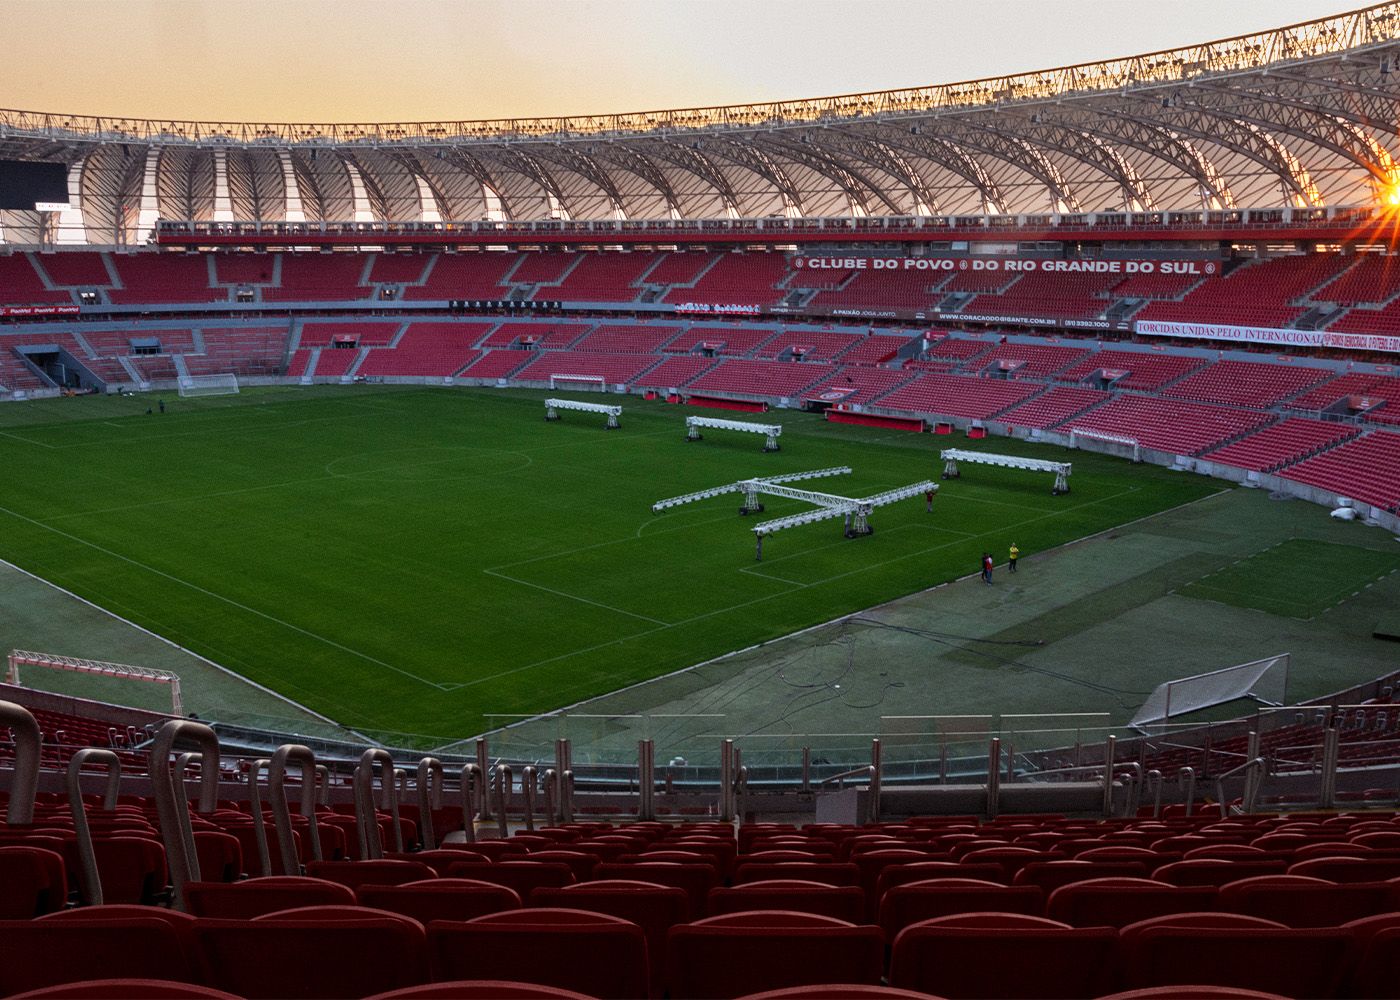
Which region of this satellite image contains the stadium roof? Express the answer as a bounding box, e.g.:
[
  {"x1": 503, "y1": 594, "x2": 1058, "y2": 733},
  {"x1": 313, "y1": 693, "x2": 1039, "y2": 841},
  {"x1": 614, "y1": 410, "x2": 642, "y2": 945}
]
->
[{"x1": 2, "y1": 3, "x2": 1399, "y2": 239}]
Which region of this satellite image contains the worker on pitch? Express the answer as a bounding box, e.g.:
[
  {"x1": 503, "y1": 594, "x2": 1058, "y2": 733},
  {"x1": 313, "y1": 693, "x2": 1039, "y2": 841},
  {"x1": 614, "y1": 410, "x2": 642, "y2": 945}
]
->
[{"x1": 1009, "y1": 542, "x2": 1020, "y2": 574}]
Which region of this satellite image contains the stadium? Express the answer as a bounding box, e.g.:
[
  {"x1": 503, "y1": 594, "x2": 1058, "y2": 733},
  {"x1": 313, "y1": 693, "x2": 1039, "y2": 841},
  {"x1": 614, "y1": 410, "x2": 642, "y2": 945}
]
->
[{"x1": 1, "y1": 2, "x2": 1400, "y2": 996}]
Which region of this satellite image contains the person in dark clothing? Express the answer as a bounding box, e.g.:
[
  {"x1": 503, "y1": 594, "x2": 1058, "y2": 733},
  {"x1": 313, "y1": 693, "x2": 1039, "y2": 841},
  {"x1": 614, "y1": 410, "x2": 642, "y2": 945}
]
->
[
  {"x1": 158, "y1": 399, "x2": 166, "y2": 414},
  {"x1": 925, "y1": 489, "x2": 935, "y2": 513}
]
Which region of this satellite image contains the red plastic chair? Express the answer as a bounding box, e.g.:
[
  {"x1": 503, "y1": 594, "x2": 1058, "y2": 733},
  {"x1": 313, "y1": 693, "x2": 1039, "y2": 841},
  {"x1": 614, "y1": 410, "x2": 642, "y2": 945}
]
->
[
  {"x1": 888, "y1": 913, "x2": 1117, "y2": 999},
  {"x1": 709, "y1": 879, "x2": 865, "y2": 923},
  {"x1": 185, "y1": 875, "x2": 356, "y2": 919},
  {"x1": 875, "y1": 861, "x2": 1008, "y2": 896},
  {"x1": 733, "y1": 861, "x2": 861, "y2": 888},
  {"x1": 594, "y1": 861, "x2": 718, "y2": 917},
  {"x1": 1151, "y1": 859, "x2": 1286, "y2": 887},
  {"x1": 532, "y1": 879, "x2": 691, "y2": 997},
  {"x1": 359, "y1": 878, "x2": 522, "y2": 922},
  {"x1": 1012, "y1": 860, "x2": 1150, "y2": 894},
  {"x1": 7, "y1": 980, "x2": 242, "y2": 1000},
  {"x1": 1287, "y1": 854, "x2": 1400, "y2": 882},
  {"x1": 443, "y1": 860, "x2": 576, "y2": 896},
  {"x1": 1094, "y1": 988, "x2": 1291, "y2": 1000},
  {"x1": 305, "y1": 858, "x2": 436, "y2": 891},
  {"x1": 879, "y1": 878, "x2": 1044, "y2": 938},
  {"x1": 195, "y1": 910, "x2": 428, "y2": 999},
  {"x1": 667, "y1": 911, "x2": 884, "y2": 1000},
  {"x1": 428, "y1": 908, "x2": 648, "y2": 1000},
  {"x1": 0, "y1": 918, "x2": 202, "y2": 997},
  {"x1": 1044, "y1": 877, "x2": 1217, "y2": 928},
  {"x1": 736, "y1": 987, "x2": 944, "y2": 1000},
  {"x1": 1216, "y1": 873, "x2": 1399, "y2": 926},
  {"x1": 364, "y1": 983, "x2": 598, "y2": 1000},
  {"x1": 0, "y1": 846, "x2": 66, "y2": 917},
  {"x1": 1118, "y1": 912, "x2": 1351, "y2": 997}
]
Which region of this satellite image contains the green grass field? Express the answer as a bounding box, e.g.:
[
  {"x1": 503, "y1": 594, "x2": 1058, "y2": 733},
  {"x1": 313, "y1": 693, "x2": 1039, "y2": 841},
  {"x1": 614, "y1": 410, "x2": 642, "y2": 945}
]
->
[
  {"x1": 1177, "y1": 539, "x2": 1400, "y2": 619},
  {"x1": 0, "y1": 386, "x2": 1224, "y2": 742}
]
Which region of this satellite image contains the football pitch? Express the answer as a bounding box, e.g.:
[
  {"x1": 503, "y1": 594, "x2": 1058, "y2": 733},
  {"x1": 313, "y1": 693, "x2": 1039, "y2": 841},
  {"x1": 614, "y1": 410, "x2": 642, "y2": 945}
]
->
[{"x1": 0, "y1": 385, "x2": 1226, "y2": 742}]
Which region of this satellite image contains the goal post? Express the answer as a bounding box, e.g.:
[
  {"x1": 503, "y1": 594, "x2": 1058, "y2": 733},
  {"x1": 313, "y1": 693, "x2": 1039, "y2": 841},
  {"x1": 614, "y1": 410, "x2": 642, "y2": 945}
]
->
[
  {"x1": 549, "y1": 374, "x2": 607, "y2": 393},
  {"x1": 7, "y1": 649, "x2": 183, "y2": 716},
  {"x1": 178, "y1": 373, "x2": 240, "y2": 398},
  {"x1": 1130, "y1": 654, "x2": 1289, "y2": 732}
]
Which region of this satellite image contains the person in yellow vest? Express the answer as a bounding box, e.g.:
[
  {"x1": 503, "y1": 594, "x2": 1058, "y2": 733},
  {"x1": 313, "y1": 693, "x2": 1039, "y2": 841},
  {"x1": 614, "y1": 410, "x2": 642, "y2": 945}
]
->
[{"x1": 1009, "y1": 543, "x2": 1020, "y2": 573}]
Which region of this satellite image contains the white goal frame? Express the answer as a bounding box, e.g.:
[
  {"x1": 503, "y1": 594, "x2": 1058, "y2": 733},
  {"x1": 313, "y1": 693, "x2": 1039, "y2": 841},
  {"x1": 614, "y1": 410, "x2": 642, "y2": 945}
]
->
[
  {"x1": 1130, "y1": 653, "x2": 1289, "y2": 732},
  {"x1": 178, "y1": 373, "x2": 240, "y2": 397},
  {"x1": 7, "y1": 649, "x2": 183, "y2": 716},
  {"x1": 549, "y1": 374, "x2": 608, "y2": 392}
]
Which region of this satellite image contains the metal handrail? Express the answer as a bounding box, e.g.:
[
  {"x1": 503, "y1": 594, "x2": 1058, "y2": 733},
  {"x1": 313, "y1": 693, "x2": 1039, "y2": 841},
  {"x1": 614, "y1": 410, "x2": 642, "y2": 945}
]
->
[
  {"x1": 1179, "y1": 766, "x2": 1197, "y2": 816},
  {"x1": 459, "y1": 763, "x2": 481, "y2": 843},
  {"x1": 269, "y1": 744, "x2": 323, "y2": 873},
  {"x1": 1145, "y1": 769, "x2": 1163, "y2": 817},
  {"x1": 417, "y1": 757, "x2": 445, "y2": 850},
  {"x1": 66, "y1": 748, "x2": 120, "y2": 904},
  {"x1": 520, "y1": 765, "x2": 537, "y2": 832},
  {"x1": 245, "y1": 758, "x2": 274, "y2": 876},
  {"x1": 354, "y1": 748, "x2": 401, "y2": 858},
  {"x1": 542, "y1": 768, "x2": 559, "y2": 827},
  {"x1": 147, "y1": 719, "x2": 220, "y2": 910},
  {"x1": 1215, "y1": 756, "x2": 1266, "y2": 817},
  {"x1": 1, "y1": 701, "x2": 41, "y2": 825},
  {"x1": 493, "y1": 763, "x2": 512, "y2": 839}
]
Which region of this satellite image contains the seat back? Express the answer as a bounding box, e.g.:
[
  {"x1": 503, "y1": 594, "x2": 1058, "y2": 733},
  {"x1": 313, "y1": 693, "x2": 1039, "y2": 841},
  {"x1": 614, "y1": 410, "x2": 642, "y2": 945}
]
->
[
  {"x1": 1045, "y1": 878, "x2": 1217, "y2": 928},
  {"x1": 0, "y1": 918, "x2": 199, "y2": 996},
  {"x1": 667, "y1": 911, "x2": 883, "y2": 999},
  {"x1": 1217, "y1": 875, "x2": 1398, "y2": 926},
  {"x1": 185, "y1": 876, "x2": 355, "y2": 919},
  {"x1": 888, "y1": 916, "x2": 1117, "y2": 999},
  {"x1": 1120, "y1": 925, "x2": 1351, "y2": 997},
  {"x1": 359, "y1": 879, "x2": 521, "y2": 923},
  {"x1": 709, "y1": 879, "x2": 865, "y2": 923},
  {"x1": 304, "y1": 859, "x2": 436, "y2": 891},
  {"x1": 442, "y1": 860, "x2": 576, "y2": 895},
  {"x1": 194, "y1": 914, "x2": 428, "y2": 999},
  {"x1": 428, "y1": 908, "x2": 648, "y2": 1000},
  {"x1": 879, "y1": 878, "x2": 1044, "y2": 938}
]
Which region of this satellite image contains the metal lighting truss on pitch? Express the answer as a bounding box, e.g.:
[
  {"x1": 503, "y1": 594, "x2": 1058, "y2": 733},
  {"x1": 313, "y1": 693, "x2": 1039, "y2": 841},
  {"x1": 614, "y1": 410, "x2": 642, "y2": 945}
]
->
[
  {"x1": 544, "y1": 397, "x2": 621, "y2": 428},
  {"x1": 940, "y1": 448, "x2": 1073, "y2": 494},
  {"x1": 2, "y1": 5, "x2": 1397, "y2": 244},
  {"x1": 684, "y1": 415, "x2": 782, "y2": 452},
  {"x1": 652, "y1": 467, "x2": 937, "y2": 558}
]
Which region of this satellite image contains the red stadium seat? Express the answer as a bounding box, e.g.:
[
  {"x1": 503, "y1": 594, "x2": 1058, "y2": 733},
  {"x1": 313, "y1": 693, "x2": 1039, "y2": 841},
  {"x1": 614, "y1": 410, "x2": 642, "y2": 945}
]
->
[
  {"x1": 666, "y1": 911, "x2": 884, "y2": 1000},
  {"x1": 364, "y1": 984, "x2": 599, "y2": 1000},
  {"x1": 1118, "y1": 912, "x2": 1351, "y2": 997},
  {"x1": 1216, "y1": 873, "x2": 1399, "y2": 926},
  {"x1": 888, "y1": 913, "x2": 1118, "y2": 999},
  {"x1": 185, "y1": 875, "x2": 356, "y2": 918},
  {"x1": 879, "y1": 878, "x2": 1045, "y2": 937},
  {"x1": 428, "y1": 908, "x2": 648, "y2": 1000},
  {"x1": 359, "y1": 878, "x2": 522, "y2": 922},
  {"x1": 305, "y1": 858, "x2": 436, "y2": 891},
  {"x1": 7, "y1": 981, "x2": 243, "y2": 1000},
  {"x1": 1044, "y1": 878, "x2": 1217, "y2": 928},
  {"x1": 0, "y1": 918, "x2": 202, "y2": 996},
  {"x1": 708, "y1": 879, "x2": 865, "y2": 923},
  {"x1": 195, "y1": 909, "x2": 428, "y2": 999}
]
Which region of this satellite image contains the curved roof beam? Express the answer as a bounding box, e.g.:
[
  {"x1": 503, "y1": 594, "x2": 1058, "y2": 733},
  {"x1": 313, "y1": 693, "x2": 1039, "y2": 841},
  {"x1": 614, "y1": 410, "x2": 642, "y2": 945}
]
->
[
  {"x1": 600, "y1": 145, "x2": 683, "y2": 218},
  {"x1": 497, "y1": 147, "x2": 575, "y2": 219},
  {"x1": 820, "y1": 130, "x2": 942, "y2": 214},
  {"x1": 888, "y1": 131, "x2": 1010, "y2": 214},
  {"x1": 533, "y1": 144, "x2": 629, "y2": 218},
  {"x1": 1020, "y1": 111, "x2": 1237, "y2": 209},
  {"x1": 758, "y1": 132, "x2": 904, "y2": 215},
  {"x1": 920, "y1": 121, "x2": 1085, "y2": 212},
  {"x1": 704, "y1": 137, "x2": 808, "y2": 215},
  {"x1": 436, "y1": 147, "x2": 516, "y2": 219},
  {"x1": 650, "y1": 141, "x2": 742, "y2": 216}
]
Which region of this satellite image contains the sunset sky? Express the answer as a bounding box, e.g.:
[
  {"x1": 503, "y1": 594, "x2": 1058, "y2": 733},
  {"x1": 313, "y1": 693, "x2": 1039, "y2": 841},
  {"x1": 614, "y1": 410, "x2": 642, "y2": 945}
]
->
[{"x1": 0, "y1": 0, "x2": 1366, "y2": 123}]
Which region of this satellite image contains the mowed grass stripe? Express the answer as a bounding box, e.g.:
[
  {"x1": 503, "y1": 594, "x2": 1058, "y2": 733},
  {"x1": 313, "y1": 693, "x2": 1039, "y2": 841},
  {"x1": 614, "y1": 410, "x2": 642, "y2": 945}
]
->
[{"x1": 0, "y1": 387, "x2": 1221, "y2": 738}]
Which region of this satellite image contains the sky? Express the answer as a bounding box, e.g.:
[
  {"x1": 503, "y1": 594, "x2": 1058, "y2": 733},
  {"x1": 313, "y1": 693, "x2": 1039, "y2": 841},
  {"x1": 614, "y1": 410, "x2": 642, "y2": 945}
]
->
[{"x1": 0, "y1": 0, "x2": 1369, "y2": 123}]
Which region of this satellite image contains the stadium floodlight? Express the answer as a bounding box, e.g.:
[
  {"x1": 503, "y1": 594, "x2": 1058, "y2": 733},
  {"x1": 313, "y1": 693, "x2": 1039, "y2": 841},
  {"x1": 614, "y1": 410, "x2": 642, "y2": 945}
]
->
[{"x1": 178, "y1": 373, "x2": 240, "y2": 398}]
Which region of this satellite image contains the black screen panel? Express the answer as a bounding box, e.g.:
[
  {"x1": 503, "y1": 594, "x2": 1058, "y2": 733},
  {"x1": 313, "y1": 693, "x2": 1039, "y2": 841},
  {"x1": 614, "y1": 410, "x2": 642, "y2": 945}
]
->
[{"x1": 0, "y1": 160, "x2": 68, "y2": 210}]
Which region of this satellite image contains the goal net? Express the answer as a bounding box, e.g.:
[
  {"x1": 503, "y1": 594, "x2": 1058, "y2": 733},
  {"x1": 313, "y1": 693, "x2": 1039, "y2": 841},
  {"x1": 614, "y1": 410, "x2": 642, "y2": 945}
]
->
[
  {"x1": 549, "y1": 374, "x2": 607, "y2": 392},
  {"x1": 7, "y1": 649, "x2": 183, "y2": 716},
  {"x1": 178, "y1": 373, "x2": 240, "y2": 398},
  {"x1": 1130, "y1": 654, "x2": 1289, "y2": 732}
]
